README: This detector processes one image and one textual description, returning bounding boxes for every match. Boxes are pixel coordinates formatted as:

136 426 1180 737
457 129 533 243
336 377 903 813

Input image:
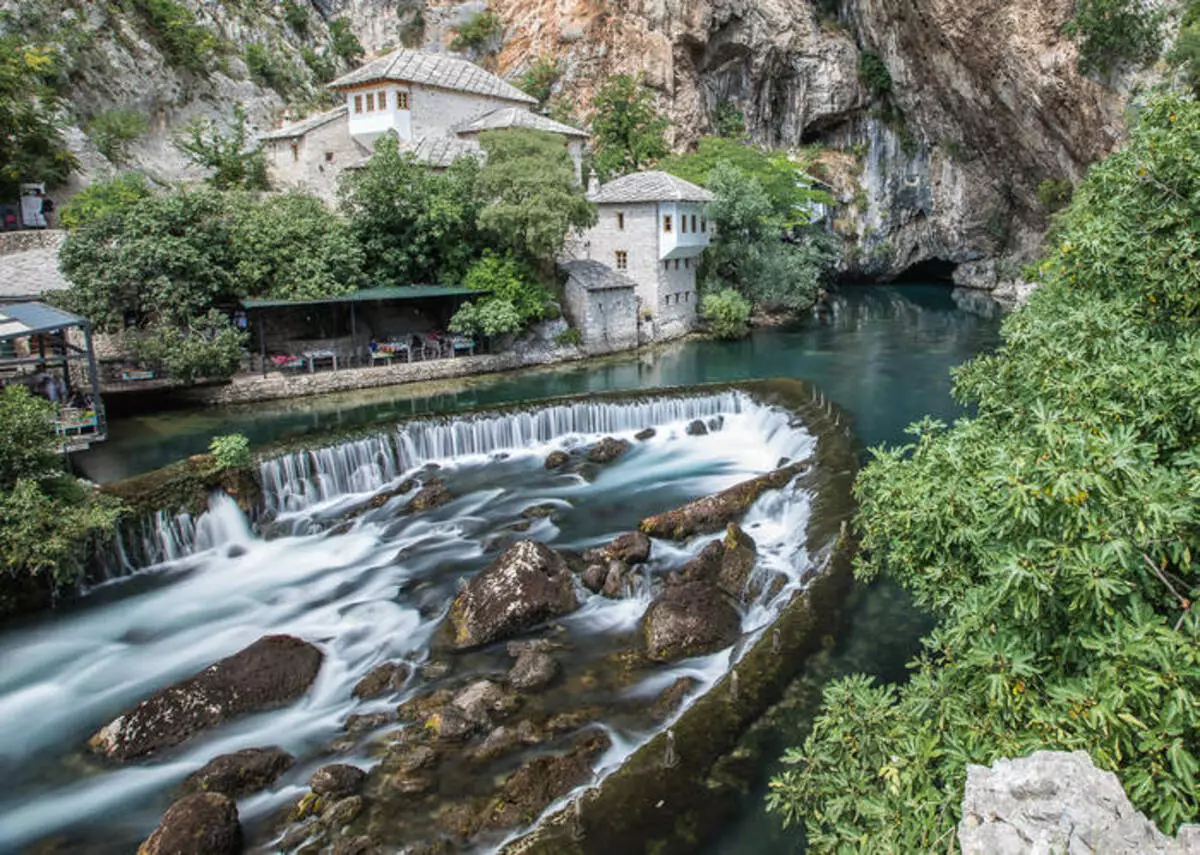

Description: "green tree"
449 251 551 338
59 172 153 230
86 109 148 165
450 11 503 55
175 103 269 191
1169 0 1200 95
519 55 561 107
60 185 237 330
702 161 834 311
590 74 670 180
339 134 483 286
132 309 247 382
231 192 365 300
700 288 752 339
768 91 1200 845
858 50 893 96
0 34 75 197
712 101 746 139
475 128 596 266
1064 0 1165 75
328 18 364 65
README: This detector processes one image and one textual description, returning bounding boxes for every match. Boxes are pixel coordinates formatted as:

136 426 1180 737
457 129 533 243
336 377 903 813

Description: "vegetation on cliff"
768 91 1200 846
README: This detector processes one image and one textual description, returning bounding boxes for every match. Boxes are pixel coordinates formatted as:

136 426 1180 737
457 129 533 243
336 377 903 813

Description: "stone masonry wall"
582 202 661 311
264 118 368 204
0 230 65 257
564 279 637 354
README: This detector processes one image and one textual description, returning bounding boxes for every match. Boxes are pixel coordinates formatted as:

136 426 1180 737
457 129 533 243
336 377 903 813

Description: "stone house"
261 48 588 200
576 171 713 341
561 260 638 354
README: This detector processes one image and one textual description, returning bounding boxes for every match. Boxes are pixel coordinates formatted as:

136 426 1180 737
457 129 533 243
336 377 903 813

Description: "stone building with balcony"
574 171 713 341
260 48 588 201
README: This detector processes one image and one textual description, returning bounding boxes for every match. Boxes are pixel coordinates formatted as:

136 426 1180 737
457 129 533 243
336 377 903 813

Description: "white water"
0 392 816 852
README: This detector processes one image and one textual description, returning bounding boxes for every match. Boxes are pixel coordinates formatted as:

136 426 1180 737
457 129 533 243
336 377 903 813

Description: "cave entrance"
890 257 957 284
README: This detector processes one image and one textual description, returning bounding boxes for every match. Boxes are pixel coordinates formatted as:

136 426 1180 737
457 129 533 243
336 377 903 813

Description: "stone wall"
581 202 661 310
409 86 528 139
563 277 637 354
655 257 699 331
263 117 368 204
0 230 65 257
959 751 1200 855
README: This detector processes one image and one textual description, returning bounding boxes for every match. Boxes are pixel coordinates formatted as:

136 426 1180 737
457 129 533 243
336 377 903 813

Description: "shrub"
209 433 252 470
301 46 336 84
713 101 746 138
128 0 219 73
555 327 582 347
1063 0 1165 75
450 11 503 54
175 103 270 191
449 251 551 338
397 4 427 48
59 172 152 230
282 0 309 36
86 109 148 165
519 55 560 107
328 18 364 65
133 310 247 383
1036 178 1073 213
858 50 893 96
244 43 301 96
701 288 752 339
1168 0 1200 96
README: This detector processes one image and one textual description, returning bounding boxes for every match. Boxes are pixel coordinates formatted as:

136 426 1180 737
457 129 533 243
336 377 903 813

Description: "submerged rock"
521 503 562 520
452 679 521 725
581 563 607 594
717 524 759 601
448 541 580 648
322 795 365 830
642 583 741 662
651 677 699 721
138 792 241 855
606 531 652 564
508 649 559 691
634 427 656 441
405 479 452 513
310 764 367 800
89 635 323 762
640 463 804 540
179 746 294 799
544 450 569 470
586 436 632 464
352 662 411 699
677 540 725 584
484 731 612 829
685 419 708 436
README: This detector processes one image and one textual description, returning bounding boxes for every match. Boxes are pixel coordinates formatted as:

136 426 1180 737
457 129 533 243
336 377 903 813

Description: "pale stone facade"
575 171 713 341
261 48 588 198
562 260 638 354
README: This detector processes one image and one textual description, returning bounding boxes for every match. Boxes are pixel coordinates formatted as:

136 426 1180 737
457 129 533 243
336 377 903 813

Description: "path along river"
7 284 1002 852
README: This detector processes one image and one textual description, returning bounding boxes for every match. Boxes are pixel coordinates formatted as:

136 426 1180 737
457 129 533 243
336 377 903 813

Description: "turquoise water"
76 285 1002 482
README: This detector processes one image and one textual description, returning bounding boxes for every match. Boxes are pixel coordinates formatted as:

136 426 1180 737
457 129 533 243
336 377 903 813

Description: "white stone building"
562 260 638 354
260 48 588 200
576 171 713 341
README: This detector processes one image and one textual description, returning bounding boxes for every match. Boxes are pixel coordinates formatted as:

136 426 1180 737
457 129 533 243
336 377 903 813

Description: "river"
7 284 1002 853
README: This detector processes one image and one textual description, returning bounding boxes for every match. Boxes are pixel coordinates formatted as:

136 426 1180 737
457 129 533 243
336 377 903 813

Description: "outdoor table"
303 349 337 372
450 336 475 357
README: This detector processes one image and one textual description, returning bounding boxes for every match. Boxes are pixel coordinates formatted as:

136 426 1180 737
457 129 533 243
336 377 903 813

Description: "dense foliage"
59 172 153 230
1064 0 1165 75
858 51 893 96
175 104 270 191
339 135 483 286
1172 0 1200 95
475 129 596 266
519 56 561 108
700 289 752 339
702 161 835 311
449 252 551 338
0 33 75 197
86 109 148 166
767 91 1200 846
209 433 252 470
590 74 670 180
131 310 247 383
450 11 503 55
0 388 121 591
328 18 364 65
124 0 218 73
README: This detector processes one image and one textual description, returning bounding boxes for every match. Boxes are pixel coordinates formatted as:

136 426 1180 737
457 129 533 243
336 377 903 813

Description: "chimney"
587 169 600 196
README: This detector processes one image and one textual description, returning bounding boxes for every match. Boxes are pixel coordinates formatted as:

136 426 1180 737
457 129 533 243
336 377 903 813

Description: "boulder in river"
179 746 294 799
605 531 651 564
483 731 612 829
448 541 580 648
405 479 453 513
717 524 759 601
586 436 632 464
352 661 411 699
507 648 559 691
544 450 570 470
685 419 709 436
138 792 241 855
642 582 741 662
310 763 367 800
634 427 656 441
89 635 323 762
677 540 725 585
640 463 804 540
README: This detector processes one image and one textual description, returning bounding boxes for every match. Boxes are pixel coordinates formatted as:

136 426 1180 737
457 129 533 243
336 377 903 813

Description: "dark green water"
71 283 1002 852
75 285 1002 483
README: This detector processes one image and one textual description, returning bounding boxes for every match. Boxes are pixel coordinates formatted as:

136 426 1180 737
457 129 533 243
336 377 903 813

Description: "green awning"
242 285 480 310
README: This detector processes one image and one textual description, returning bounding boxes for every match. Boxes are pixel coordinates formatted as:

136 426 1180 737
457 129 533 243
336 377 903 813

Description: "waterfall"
261 392 753 514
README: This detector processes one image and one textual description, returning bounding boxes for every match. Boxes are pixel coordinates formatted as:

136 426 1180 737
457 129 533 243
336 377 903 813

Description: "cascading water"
0 390 819 853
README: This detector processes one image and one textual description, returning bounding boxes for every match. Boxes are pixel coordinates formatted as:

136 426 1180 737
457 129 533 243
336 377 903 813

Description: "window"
681 216 687 234
663 215 672 233
663 260 670 271
616 211 625 230
290 143 299 162
353 94 363 114
615 250 628 270
365 92 375 111
691 214 697 232
674 259 680 271
684 258 690 269
397 91 409 109
324 151 334 163
701 217 707 232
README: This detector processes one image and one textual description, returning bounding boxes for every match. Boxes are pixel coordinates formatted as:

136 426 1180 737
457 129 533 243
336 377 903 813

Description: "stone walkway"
0 235 70 303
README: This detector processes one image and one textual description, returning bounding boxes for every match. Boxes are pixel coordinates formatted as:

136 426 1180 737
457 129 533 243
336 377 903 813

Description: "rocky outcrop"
586 436 632 464
483 731 612 829
89 635 323 761
716 523 758 600
353 661 411 699
180 746 295 799
959 751 1200 855
642 581 741 661
641 463 802 539
448 541 581 648
405 479 453 513
138 792 241 855
310 764 368 800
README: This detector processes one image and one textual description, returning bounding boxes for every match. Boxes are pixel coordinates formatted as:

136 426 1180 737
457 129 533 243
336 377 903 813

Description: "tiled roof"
259 105 348 141
328 49 536 105
349 134 482 169
562 260 638 292
454 106 588 138
588 171 714 204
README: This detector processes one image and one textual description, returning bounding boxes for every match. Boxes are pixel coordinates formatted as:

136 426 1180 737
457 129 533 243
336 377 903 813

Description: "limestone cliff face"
350 0 1135 285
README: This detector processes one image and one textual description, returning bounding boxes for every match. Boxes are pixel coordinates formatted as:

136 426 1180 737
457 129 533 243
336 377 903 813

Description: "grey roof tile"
454 106 588 138
329 49 536 105
562 260 638 291
588 171 714 204
258 105 348 141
